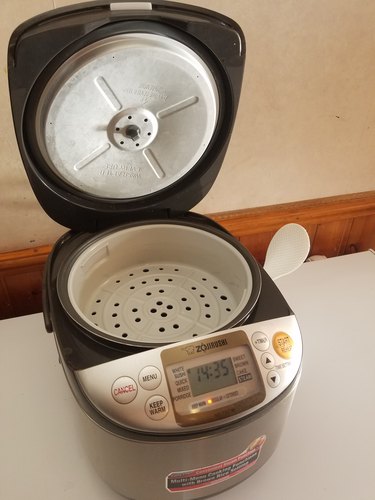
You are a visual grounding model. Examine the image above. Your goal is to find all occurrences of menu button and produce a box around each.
[139,366,162,390]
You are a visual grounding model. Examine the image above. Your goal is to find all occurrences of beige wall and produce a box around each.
[1,0,375,252]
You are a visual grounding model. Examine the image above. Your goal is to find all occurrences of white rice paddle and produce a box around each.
[263,223,310,280]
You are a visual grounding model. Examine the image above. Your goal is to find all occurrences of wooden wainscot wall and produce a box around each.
[1,191,374,320]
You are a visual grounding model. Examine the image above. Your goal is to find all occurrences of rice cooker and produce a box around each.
[8,1,302,498]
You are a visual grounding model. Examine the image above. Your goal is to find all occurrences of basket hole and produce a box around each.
[205,304,210,308]
[122,333,128,338]
[220,295,228,301]
[159,327,165,333]
[142,281,147,285]
[173,324,179,329]
[150,309,157,313]
[202,278,207,281]
[143,269,149,273]
[96,299,101,303]
[166,305,173,310]
[146,292,152,296]
[191,287,196,291]
[154,278,160,282]
[168,278,173,282]
[112,313,117,317]
[213,286,218,290]
[200,294,205,298]
[186,306,191,311]
[181,297,187,302]
[114,324,120,328]
[156,301,163,306]
[159,289,165,293]
[161,313,167,318]
[132,308,138,313]
[192,334,198,337]
[226,308,232,312]
[135,318,141,323]
[205,314,211,319]
[116,280,121,283]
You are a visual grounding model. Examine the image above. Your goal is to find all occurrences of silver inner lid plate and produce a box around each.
[35,33,219,198]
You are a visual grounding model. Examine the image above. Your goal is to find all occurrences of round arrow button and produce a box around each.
[261,352,275,369]
[267,371,280,388]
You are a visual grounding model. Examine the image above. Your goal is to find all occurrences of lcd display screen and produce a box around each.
[187,357,237,397]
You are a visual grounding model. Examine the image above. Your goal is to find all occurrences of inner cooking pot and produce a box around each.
[58,222,261,346]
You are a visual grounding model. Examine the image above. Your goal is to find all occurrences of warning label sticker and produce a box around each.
[166,435,266,493]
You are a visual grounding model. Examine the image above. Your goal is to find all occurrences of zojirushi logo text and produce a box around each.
[196,338,228,353]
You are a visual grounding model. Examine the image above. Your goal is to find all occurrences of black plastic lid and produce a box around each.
[8,1,245,231]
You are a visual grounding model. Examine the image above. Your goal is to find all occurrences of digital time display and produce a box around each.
[187,357,237,397]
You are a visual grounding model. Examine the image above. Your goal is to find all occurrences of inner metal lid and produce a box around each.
[35,32,219,199]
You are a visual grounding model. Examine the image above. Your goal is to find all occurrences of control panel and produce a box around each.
[75,315,302,433]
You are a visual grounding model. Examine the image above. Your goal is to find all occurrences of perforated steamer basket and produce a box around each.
[57,220,261,346]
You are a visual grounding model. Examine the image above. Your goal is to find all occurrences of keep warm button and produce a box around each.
[146,395,169,421]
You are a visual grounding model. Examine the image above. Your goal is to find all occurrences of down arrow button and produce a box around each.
[267,371,280,388]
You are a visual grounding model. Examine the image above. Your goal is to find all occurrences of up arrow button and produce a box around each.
[261,352,275,369]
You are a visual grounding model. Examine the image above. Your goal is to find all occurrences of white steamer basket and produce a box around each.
[60,223,259,345]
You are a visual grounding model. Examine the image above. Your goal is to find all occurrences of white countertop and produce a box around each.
[1,250,374,499]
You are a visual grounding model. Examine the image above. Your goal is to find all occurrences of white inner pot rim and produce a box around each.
[66,224,254,344]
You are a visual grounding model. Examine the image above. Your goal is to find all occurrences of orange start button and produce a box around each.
[272,332,294,359]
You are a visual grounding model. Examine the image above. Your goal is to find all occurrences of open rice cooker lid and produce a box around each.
[8,1,246,231]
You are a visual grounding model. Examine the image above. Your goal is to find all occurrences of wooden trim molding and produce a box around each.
[0,245,52,271]
[1,191,374,319]
[211,191,375,235]
[213,191,375,264]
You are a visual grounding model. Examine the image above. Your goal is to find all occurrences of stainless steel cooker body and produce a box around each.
[74,374,299,500]
[8,2,303,499]
[43,220,301,499]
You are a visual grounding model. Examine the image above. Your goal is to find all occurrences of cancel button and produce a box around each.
[145,395,169,421]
